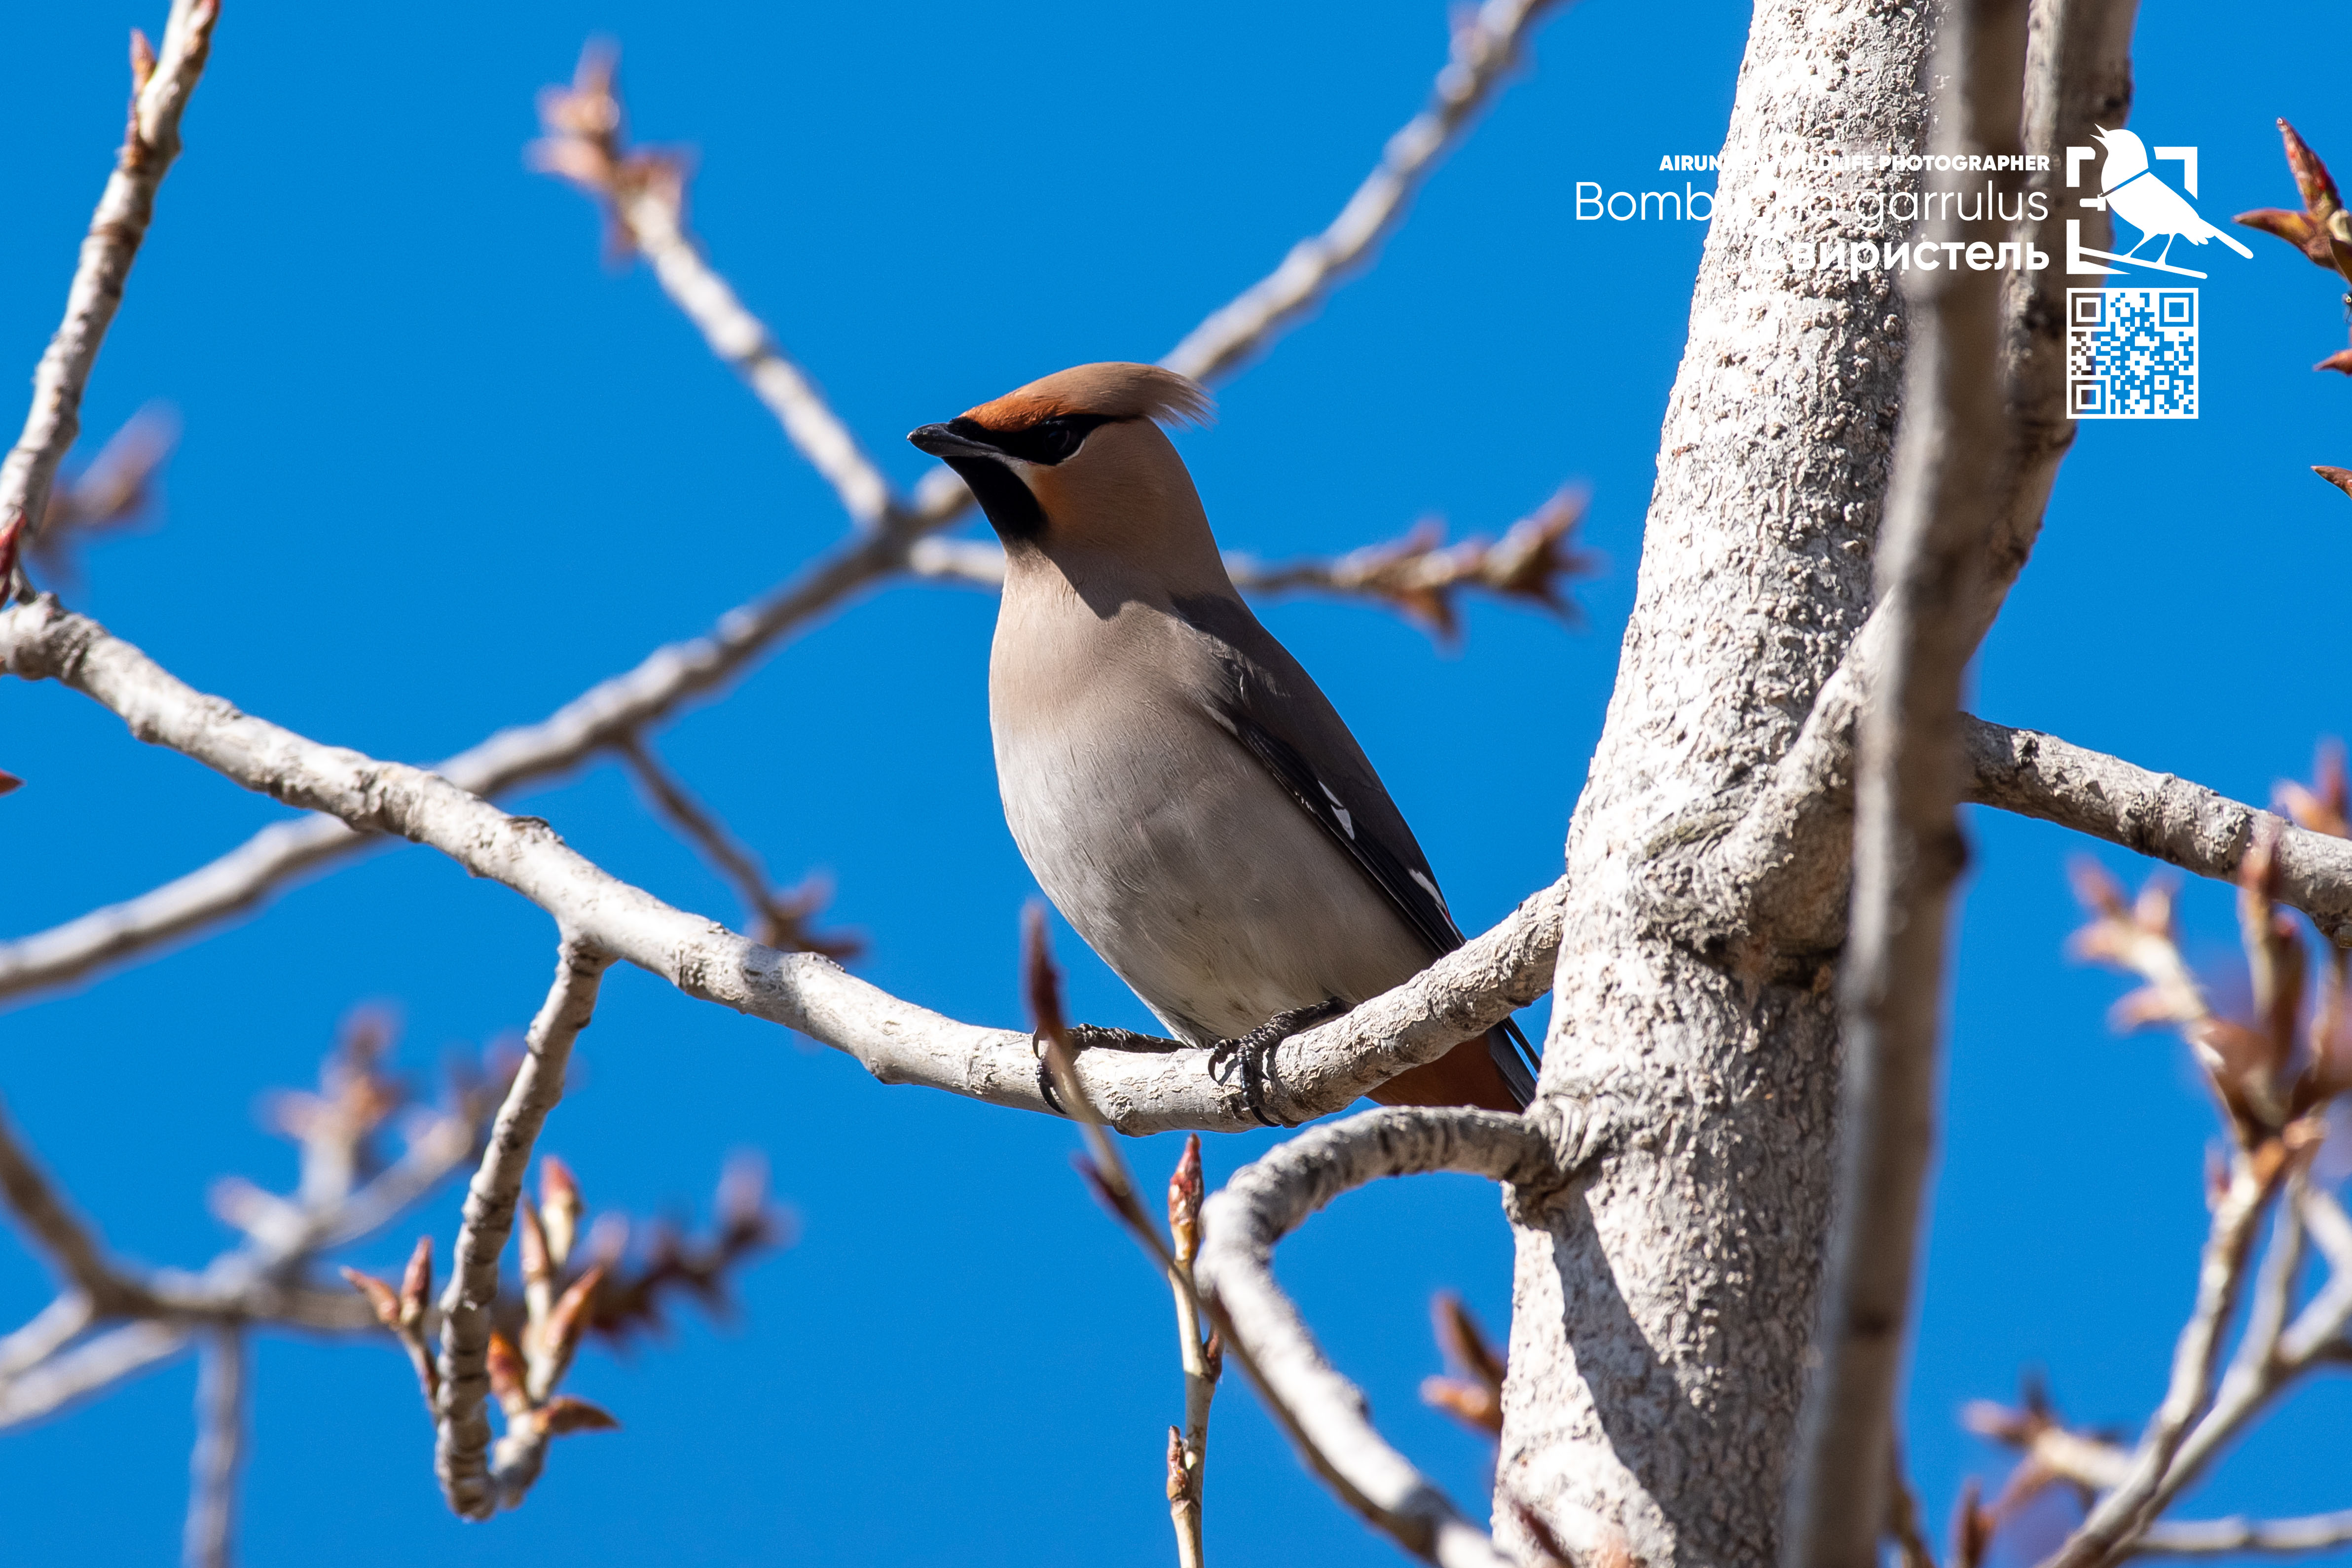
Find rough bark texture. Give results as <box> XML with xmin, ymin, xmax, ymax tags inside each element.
<box><xmin>1499</xmin><ymin>3</ymin><xmax>1930</xmax><ymax>1560</ymax></box>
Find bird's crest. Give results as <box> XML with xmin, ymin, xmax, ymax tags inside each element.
<box><xmin>959</xmin><ymin>363</ymin><xmax>1214</xmax><ymax>433</ymax></box>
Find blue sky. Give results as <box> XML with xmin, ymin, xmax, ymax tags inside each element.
<box><xmin>1</xmin><ymin>2</ymin><xmax>2348</xmax><ymax>1565</ymax></box>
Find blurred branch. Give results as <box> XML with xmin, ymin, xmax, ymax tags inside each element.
<box><xmin>0</xmin><ymin>1293</ymin><xmax>95</xmax><ymax>1380</ymax></box>
<box><xmin>0</xmin><ymin>1319</ymin><xmax>188</xmax><ymax>1426</ymax></box>
<box><xmin>1164</xmin><ymin>0</ymin><xmax>1569</xmax><ymax>384</ymax></box>
<box><xmin>435</xmin><ymin>936</ymin><xmax>613</xmax><ymax>1520</ymax></box>
<box><xmin>613</xmin><ymin>733</ymin><xmax>858</xmax><ymax>960</ymax></box>
<box><xmin>1786</xmin><ymin>5</ymin><xmax>2028</xmax><ymax>1560</ymax></box>
<box><xmin>0</xmin><ymin>1090</ymin><xmax>150</xmax><ymax>1314</ymax></box>
<box><xmin>2136</xmin><ymin>1510</ymin><xmax>2352</xmax><ymax>1556</ymax></box>
<box><xmin>0</xmin><ymin>0</ymin><xmax>218</xmax><ymax>594</ymax></box>
<box><xmin>1976</xmin><ymin>809</ymin><xmax>2352</xmax><ymax>1566</ymax></box>
<box><xmin>182</xmin><ymin>1328</ymin><xmax>244</xmax><ymax>1568</ymax></box>
<box><xmin>23</xmin><ymin>405</ymin><xmax>178</xmax><ymax>589</ymax></box>
<box><xmin>1421</xmin><ymin>1292</ymin><xmax>1506</xmax><ymax>1437</ymax></box>
<box><xmin>550</xmin><ymin>1154</ymin><xmax>779</xmax><ymax>1347</ymax></box>
<box><xmin>1983</xmin><ymin>0</ymin><xmax>2139</xmax><ymax>634</ymax></box>
<box><xmin>2</xmin><ymin>589</ymin><xmax>1568</xmax><ymax>1130</ymax></box>
<box><xmin>0</xmin><ymin>0</ymin><xmax>1569</xmax><ymax>1001</ymax></box>
<box><xmin>1194</xmin><ymin>1103</ymin><xmax>1601</xmax><ymax>1568</ymax></box>
<box><xmin>0</xmin><ymin>1014</ymin><xmax>507</xmax><ymax>1432</ymax></box>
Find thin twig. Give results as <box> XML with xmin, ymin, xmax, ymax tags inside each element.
<box><xmin>613</xmin><ymin>732</ymin><xmax>857</xmax><ymax>959</ymax></box>
<box><xmin>1785</xmin><ymin>4</ymin><xmax>2028</xmax><ymax>1562</ymax></box>
<box><xmin>435</xmin><ymin>936</ymin><xmax>612</xmax><ymax>1520</ymax></box>
<box><xmin>181</xmin><ymin>1327</ymin><xmax>244</xmax><ymax>1568</ymax></box>
<box><xmin>1164</xmin><ymin>1135</ymin><xmax>1217</xmax><ymax>1568</ymax></box>
<box><xmin>0</xmin><ymin>1090</ymin><xmax>147</xmax><ymax>1312</ymax></box>
<box><xmin>531</xmin><ymin>45</ymin><xmax>900</xmax><ymax>531</ymax></box>
<box><xmin>2094</xmin><ymin>1185</ymin><xmax>2352</xmax><ymax>1547</ymax></box>
<box><xmin>1163</xmin><ymin>0</ymin><xmax>1569</xmax><ymax>384</ymax></box>
<box><xmin>0</xmin><ymin>0</ymin><xmax>219</xmax><ymax>594</ymax></box>
<box><xmin>2040</xmin><ymin>1149</ymin><xmax>2284</xmax><ymax>1568</ymax></box>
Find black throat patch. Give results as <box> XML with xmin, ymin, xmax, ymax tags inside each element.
<box><xmin>942</xmin><ymin>456</ymin><xmax>1047</xmax><ymax>541</ymax></box>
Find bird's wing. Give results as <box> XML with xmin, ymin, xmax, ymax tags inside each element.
<box><xmin>1167</xmin><ymin>591</ymin><xmax>1542</xmax><ymax>1098</ymax></box>
<box><xmin>1169</xmin><ymin>591</ymin><xmax>1464</xmax><ymax>955</ymax></box>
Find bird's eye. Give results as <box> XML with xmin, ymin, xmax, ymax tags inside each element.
<box><xmin>1033</xmin><ymin>419</ymin><xmax>1083</xmax><ymax>463</ymax></box>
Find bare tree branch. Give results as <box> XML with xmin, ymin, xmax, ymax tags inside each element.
<box><xmin>1961</xmin><ymin>718</ymin><xmax>2352</xmax><ymax>945</ymax></box>
<box><xmin>436</xmin><ymin>936</ymin><xmax>612</xmax><ymax>1520</ymax></box>
<box><xmin>1194</xmin><ymin>1103</ymin><xmax>1603</xmax><ymax>1568</ymax></box>
<box><xmin>3</xmin><ymin>589</ymin><xmax>1565</xmax><ymax>1130</ymax></box>
<box><xmin>1785</xmin><ymin>6</ymin><xmax>2028</xmax><ymax>1562</ymax></box>
<box><xmin>2074</xmin><ymin>1185</ymin><xmax>2352</xmax><ymax>1556</ymax></box>
<box><xmin>1221</xmin><ymin>487</ymin><xmax>1594</xmax><ymax>643</ymax></box>
<box><xmin>181</xmin><ymin>1327</ymin><xmax>243</xmax><ymax>1568</ymax></box>
<box><xmin>0</xmin><ymin>0</ymin><xmax>218</xmax><ymax>594</ymax></box>
<box><xmin>1163</xmin><ymin>0</ymin><xmax>1567</xmax><ymax>385</ymax></box>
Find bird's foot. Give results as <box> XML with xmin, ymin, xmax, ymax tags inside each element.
<box><xmin>1033</xmin><ymin>1025</ymin><xmax>1187</xmax><ymax>1116</ymax></box>
<box><xmin>1207</xmin><ymin>998</ymin><xmax>1346</xmax><ymax>1129</ymax></box>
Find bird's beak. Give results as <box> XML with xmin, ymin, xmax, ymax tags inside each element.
<box><xmin>907</xmin><ymin>423</ymin><xmax>1005</xmax><ymax>461</ymax></box>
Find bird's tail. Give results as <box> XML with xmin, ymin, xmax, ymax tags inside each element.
<box><xmin>2216</xmin><ymin>227</ymin><xmax>2254</xmax><ymax>258</ymax></box>
<box><xmin>1489</xmin><ymin>1018</ymin><xmax>1541</xmax><ymax>1109</ymax></box>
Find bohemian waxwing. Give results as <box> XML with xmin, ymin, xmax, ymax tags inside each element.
<box><xmin>909</xmin><ymin>362</ymin><xmax>1539</xmax><ymax>1120</ymax></box>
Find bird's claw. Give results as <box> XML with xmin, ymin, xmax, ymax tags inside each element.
<box><xmin>1207</xmin><ymin>999</ymin><xmax>1345</xmax><ymax>1129</ymax></box>
<box><xmin>1034</xmin><ymin>1031</ymin><xmax>1067</xmax><ymax>1117</ymax></box>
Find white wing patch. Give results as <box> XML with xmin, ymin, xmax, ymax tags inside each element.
<box><xmin>1319</xmin><ymin>779</ymin><xmax>1355</xmax><ymax>839</ymax></box>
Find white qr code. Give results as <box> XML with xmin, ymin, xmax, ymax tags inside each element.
<box><xmin>2067</xmin><ymin>287</ymin><xmax>2198</xmax><ymax>419</ymax></box>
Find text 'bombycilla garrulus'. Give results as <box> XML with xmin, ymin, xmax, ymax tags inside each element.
<box><xmin>909</xmin><ymin>363</ymin><xmax>1538</xmax><ymax>1120</ymax></box>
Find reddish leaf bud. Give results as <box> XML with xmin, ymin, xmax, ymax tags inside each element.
<box><xmin>539</xmin><ymin>1394</ymin><xmax>622</xmax><ymax>1435</ymax></box>
<box><xmin>1168</xmin><ymin>1134</ymin><xmax>1203</xmax><ymax>1268</ymax></box>
<box><xmin>340</xmin><ymin>1267</ymin><xmax>403</xmax><ymax>1330</ymax></box>
<box><xmin>539</xmin><ymin>1156</ymin><xmax>583</xmax><ymax>1272</ymax></box>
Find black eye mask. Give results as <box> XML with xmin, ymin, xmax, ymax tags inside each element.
<box><xmin>945</xmin><ymin>412</ymin><xmax>1121</xmax><ymax>467</ymax></box>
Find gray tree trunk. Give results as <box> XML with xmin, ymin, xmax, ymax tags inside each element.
<box><xmin>1501</xmin><ymin>2</ymin><xmax>1932</xmax><ymax>1560</ymax></box>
